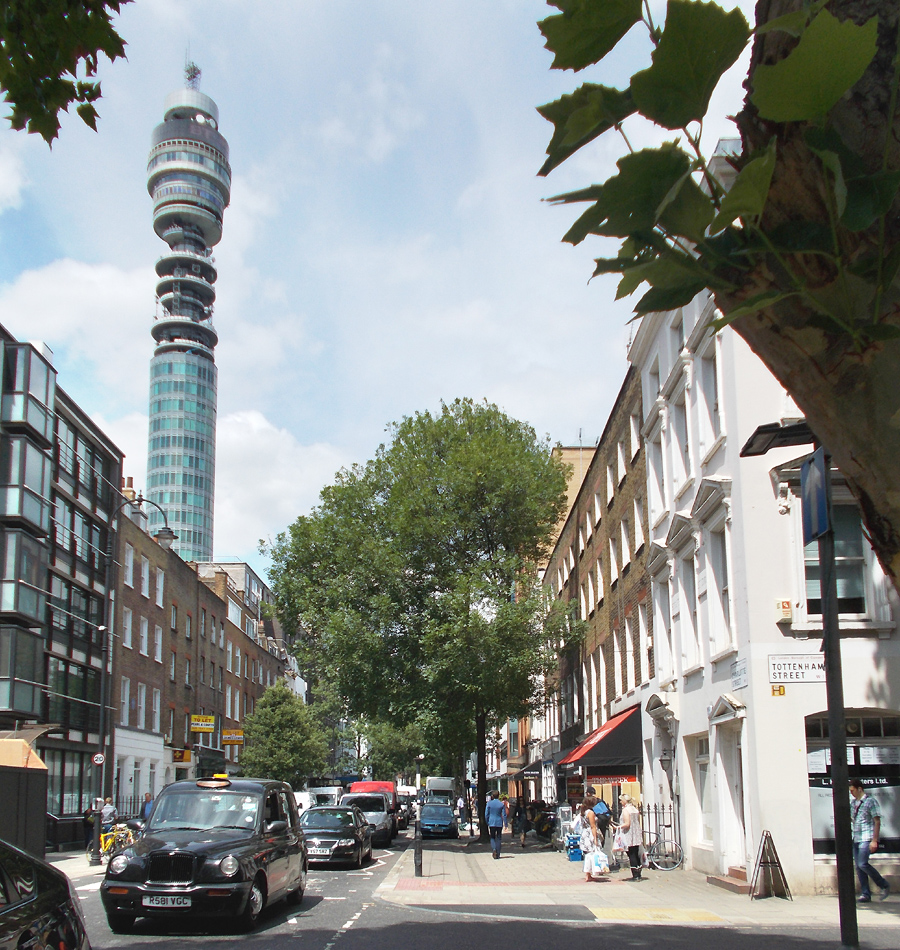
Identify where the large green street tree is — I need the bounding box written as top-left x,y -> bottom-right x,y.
239,682 -> 329,788
539,0 -> 900,588
264,398 -> 575,836
1,1 -> 129,142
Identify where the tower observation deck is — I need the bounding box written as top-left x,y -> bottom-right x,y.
145,74 -> 230,561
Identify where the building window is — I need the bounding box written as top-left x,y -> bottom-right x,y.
804,505 -> 867,616
634,497 -> 645,550
609,537 -> 619,586
139,616 -> 149,655
708,522 -> 732,652
656,576 -> 674,681
218,666 -> 223,691
200,608 -> 206,638
154,625 -> 162,662
169,652 -> 176,682
648,427 -> 665,523
136,683 -> 146,730
185,614 -> 192,639
594,490 -> 603,526
671,391 -> 690,487
141,556 -> 150,597
699,342 -> 722,452
170,604 -> 177,631
236,647 -> 242,678
638,601 -> 650,684
124,543 -> 134,587
617,440 -> 627,485
155,568 -> 165,607
219,622 -> 224,648
680,553 -> 699,667
226,641 -> 233,672
606,462 -> 616,504
122,607 -> 133,649
225,684 -> 232,721
200,656 -> 206,685
120,677 -> 130,726
621,518 -> 631,568
228,597 -> 242,628
694,735 -> 713,843
185,658 -> 191,687
152,688 -> 161,733
630,409 -> 641,460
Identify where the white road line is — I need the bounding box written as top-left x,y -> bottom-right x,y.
75,883 -> 102,892
322,896 -> 347,900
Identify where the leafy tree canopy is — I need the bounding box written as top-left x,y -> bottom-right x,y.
239,681 -> 329,788
1,1 -> 129,143
264,397 -> 577,829
538,0 -> 900,588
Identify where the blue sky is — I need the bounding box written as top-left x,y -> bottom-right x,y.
0,0 -> 754,578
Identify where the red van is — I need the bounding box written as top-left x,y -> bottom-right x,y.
347,781 -> 400,836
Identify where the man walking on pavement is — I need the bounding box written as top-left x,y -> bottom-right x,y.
850,778 -> 890,902
485,791 -> 508,859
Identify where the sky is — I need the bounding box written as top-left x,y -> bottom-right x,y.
0,0 -> 756,579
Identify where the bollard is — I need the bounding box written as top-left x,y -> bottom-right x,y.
414,820 -> 423,877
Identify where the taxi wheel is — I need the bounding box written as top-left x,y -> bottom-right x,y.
106,914 -> 135,934
238,876 -> 265,931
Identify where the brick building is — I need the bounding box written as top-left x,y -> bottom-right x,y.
542,367 -> 651,804
110,504 -> 288,813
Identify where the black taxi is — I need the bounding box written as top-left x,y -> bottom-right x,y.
100,777 -> 306,932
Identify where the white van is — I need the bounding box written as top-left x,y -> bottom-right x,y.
425,776 -> 455,804
294,790 -> 313,814
308,786 -> 342,807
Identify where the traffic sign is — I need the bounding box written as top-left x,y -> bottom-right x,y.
92,752 -> 105,766
801,447 -> 829,545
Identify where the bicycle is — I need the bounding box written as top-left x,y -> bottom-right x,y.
87,823 -> 135,863
642,828 -> 684,871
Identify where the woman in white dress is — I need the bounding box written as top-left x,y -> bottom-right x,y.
579,795 -> 600,882
616,794 -> 643,881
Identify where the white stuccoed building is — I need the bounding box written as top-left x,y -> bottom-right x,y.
627,288 -> 900,894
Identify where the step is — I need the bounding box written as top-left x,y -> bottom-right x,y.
707,874 -> 752,895
727,865 -> 748,882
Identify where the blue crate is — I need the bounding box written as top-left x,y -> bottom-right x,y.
567,848 -> 583,861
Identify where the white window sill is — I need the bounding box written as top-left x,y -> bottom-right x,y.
700,433 -> 726,468
674,477 -> 695,503
652,508 -> 670,531
710,644 -> 738,665
659,675 -> 678,692
682,662 -> 704,677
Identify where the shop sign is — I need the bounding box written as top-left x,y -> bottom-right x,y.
587,774 -> 638,785
768,654 -> 825,683
222,729 -> 244,746
172,749 -> 192,763
191,715 -> 216,733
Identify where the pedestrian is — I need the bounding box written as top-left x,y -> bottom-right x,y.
615,793 -> 643,881
484,791 -> 508,859
457,793 -> 466,824
140,792 -> 154,821
578,795 -> 601,882
100,797 -> 118,832
849,778 -> 890,902
82,806 -> 94,850
513,796 -> 528,847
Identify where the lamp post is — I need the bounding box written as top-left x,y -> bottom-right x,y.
89,492 -> 177,866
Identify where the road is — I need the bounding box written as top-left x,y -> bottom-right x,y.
71,829 -> 900,950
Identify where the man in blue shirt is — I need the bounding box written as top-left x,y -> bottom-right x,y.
850,779 -> 890,902
484,791 -> 508,859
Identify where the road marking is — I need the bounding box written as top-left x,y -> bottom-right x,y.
322,896 -> 347,900
589,908 -> 724,922
76,883 -> 102,892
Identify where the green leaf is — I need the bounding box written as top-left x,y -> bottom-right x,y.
842,171 -> 900,232
861,323 -> 900,341
812,149 -> 848,218
765,221 -> 834,254
634,280 -> 708,314
630,0 -> 750,130
616,254 -> 707,299
710,289 -> 798,329
751,10 -> 878,122
657,172 -> 715,243
557,144 -> 696,243
709,141 -> 776,234
538,84 -> 636,176
539,0 -> 643,72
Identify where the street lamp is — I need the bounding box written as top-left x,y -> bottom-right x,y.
89,492 -> 177,865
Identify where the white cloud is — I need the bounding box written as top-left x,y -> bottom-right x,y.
0,139 -> 27,213
214,410 -> 350,573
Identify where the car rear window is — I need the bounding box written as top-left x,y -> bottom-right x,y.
421,805 -> 452,819
343,796 -> 385,812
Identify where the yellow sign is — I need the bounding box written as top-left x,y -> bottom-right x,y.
222,729 -> 244,746
772,685 -> 786,696
172,749 -> 192,763
191,715 -> 215,733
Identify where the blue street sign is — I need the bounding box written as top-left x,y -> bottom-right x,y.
801,447 -> 829,546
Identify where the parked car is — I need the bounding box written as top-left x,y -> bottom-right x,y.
397,794 -> 415,829
100,776 -> 307,933
418,803 -> 459,838
0,837 -> 91,950
299,807 -> 373,867
338,792 -> 393,846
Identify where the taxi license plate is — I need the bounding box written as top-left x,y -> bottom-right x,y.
143,896 -> 191,908
309,848 -> 331,856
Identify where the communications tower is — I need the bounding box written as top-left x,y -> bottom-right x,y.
145,66 -> 230,561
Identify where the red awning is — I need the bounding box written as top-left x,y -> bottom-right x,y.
557,707 -> 641,771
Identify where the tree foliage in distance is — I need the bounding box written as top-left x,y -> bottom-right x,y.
538,0 -> 900,589
360,719 -> 426,783
1,1 -> 130,143
239,682 -> 329,788
264,397 -> 576,835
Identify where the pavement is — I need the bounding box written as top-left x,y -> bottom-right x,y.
373,834 -> 900,930
46,835 -> 900,932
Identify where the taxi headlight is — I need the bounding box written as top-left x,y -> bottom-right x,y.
109,854 -> 129,875
220,854 -> 240,877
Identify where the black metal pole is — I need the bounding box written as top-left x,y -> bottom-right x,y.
414,818 -> 423,877
819,452 -> 858,949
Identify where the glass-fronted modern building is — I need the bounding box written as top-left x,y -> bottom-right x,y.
145,75 -> 231,562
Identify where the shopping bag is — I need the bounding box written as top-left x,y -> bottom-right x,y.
613,832 -> 627,852
591,850 -> 609,878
